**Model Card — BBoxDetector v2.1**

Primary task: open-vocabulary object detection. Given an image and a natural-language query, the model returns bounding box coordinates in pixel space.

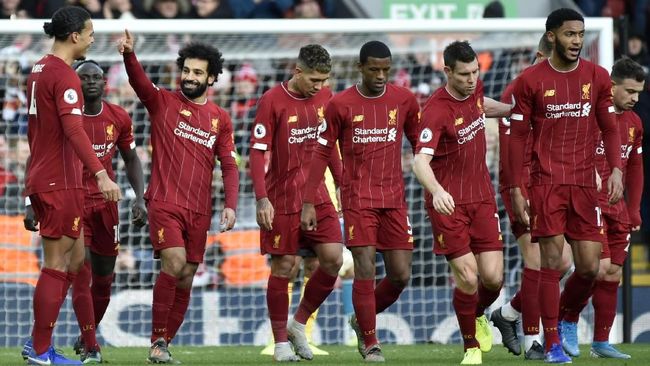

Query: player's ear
[545,30,556,43]
[208,74,216,86]
[70,31,79,44]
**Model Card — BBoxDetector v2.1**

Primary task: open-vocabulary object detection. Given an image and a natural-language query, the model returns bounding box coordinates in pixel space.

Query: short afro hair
[359,40,391,64]
[176,42,224,81]
[546,8,584,32]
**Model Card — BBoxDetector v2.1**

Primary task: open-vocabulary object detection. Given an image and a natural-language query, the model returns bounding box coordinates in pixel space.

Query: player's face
[295,67,330,97]
[77,63,105,101]
[73,19,95,61]
[180,58,215,99]
[359,56,391,95]
[444,58,479,98]
[613,78,645,111]
[549,20,584,63]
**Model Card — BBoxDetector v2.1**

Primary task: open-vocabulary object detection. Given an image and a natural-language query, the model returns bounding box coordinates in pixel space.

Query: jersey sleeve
[416,101,447,156]
[250,93,276,151]
[403,91,421,151]
[53,69,83,117]
[116,106,136,151]
[508,76,533,186]
[318,98,342,148]
[594,66,622,170]
[123,52,163,111]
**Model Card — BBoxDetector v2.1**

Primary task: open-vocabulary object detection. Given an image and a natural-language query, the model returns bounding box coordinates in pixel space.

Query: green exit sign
[384,0,518,19]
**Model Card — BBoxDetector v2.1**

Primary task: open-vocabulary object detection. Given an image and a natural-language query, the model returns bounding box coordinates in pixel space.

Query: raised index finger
[125,29,132,40]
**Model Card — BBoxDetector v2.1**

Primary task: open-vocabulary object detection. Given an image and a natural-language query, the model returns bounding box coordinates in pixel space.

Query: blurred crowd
[0,0,339,20]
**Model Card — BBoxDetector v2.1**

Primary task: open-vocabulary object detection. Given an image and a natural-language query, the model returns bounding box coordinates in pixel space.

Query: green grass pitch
[2,344,648,365]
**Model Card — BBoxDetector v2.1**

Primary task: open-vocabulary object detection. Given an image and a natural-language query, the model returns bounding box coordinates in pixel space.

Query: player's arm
[508,78,532,225]
[118,29,160,106]
[23,155,38,232]
[484,96,512,118]
[250,95,275,231]
[403,92,421,151]
[412,107,455,215]
[626,119,644,230]
[301,100,339,231]
[595,67,623,204]
[216,114,239,232]
[116,109,146,226]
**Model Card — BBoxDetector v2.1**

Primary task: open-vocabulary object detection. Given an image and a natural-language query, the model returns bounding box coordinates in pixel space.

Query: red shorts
[500,187,531,240]
[343,208,413,251]
[30,189,84,240]
[261,203,341,255]
[529,185,604,242]
[147,200,211,263]
[600,214,631,266]
[83,202,119,257]
[427,199,503,259]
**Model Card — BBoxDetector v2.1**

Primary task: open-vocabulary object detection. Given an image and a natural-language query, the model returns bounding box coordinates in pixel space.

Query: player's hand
[23,204,39,232]
[96,171,122,202]
[595,170,602,192]
[607,167,624,204]
[301,203,317,231]
[335,188,342,213]
[630,211,642,232]
[220,207,236,232]
[118,29,135,55]
[256,198,274,231]
[131,198,147,227]
[431,188,455,215]
[510,187,530,226]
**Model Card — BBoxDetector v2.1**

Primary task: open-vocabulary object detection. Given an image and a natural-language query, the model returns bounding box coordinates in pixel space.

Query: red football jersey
[498,79,532,189]
[595,110,643,222]
[308,83,420,209]
[417,79,494,205]
[26,55,85,194]
[250,82,333,214]
[124,52,237,215]
[510,58,621,187]
[82,101,135,206]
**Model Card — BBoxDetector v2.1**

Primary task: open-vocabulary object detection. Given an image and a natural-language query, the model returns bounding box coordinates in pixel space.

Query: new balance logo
[287,115,298,123]
[544,89,555,97]
[353,115,364,122]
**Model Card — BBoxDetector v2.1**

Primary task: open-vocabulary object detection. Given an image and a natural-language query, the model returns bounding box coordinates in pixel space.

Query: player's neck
[444,84,470,101]
[84,100,102,116]
[180,91,207,105]
[50,43,76,66]
[287,78,305,98]
[356,83,385,98]
[548,55,579,72]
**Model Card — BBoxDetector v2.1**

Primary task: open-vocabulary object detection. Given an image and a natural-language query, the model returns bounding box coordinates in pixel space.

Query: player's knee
[456,273,479,293]
[320,256,343,277]
[574,264,599,279]
[161,257,186,277]
[481,274,503,290]
[389,272,410,289]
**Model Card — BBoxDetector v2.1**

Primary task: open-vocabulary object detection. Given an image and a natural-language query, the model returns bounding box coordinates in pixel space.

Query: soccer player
[250,44,343,362]
[490,35,572,360]
[69,60,146,363]
[301,40,419,362]
[509,8,624,363]
[556,57,644,359]
[22,6,121,366]
[412,40,512,365]
[118,31,239,363]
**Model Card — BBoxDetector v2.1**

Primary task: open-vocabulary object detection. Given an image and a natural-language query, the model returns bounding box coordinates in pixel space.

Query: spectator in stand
[0,135,17,196]
[190,0,233,18]
[1,0,29,19]
[287,0,333,18]
[231,0,293,18]
[628,33,650,70]
[143,0,190,18]
[231,63,259,121]
[102,0,137,19]
[574,0,606,16]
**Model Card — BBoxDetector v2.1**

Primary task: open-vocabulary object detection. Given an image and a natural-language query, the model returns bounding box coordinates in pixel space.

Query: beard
[556,42,581,63]
[181,80,208,99]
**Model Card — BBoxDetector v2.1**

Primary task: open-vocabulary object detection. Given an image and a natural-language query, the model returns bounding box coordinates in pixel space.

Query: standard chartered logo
[545,102,591,119]
[581,103,591,117]
[174,121,216,148]
[353,127,397,144]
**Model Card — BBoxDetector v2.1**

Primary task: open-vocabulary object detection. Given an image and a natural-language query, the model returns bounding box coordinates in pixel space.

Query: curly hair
[297,44,331,74]
[176,42,224,80]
